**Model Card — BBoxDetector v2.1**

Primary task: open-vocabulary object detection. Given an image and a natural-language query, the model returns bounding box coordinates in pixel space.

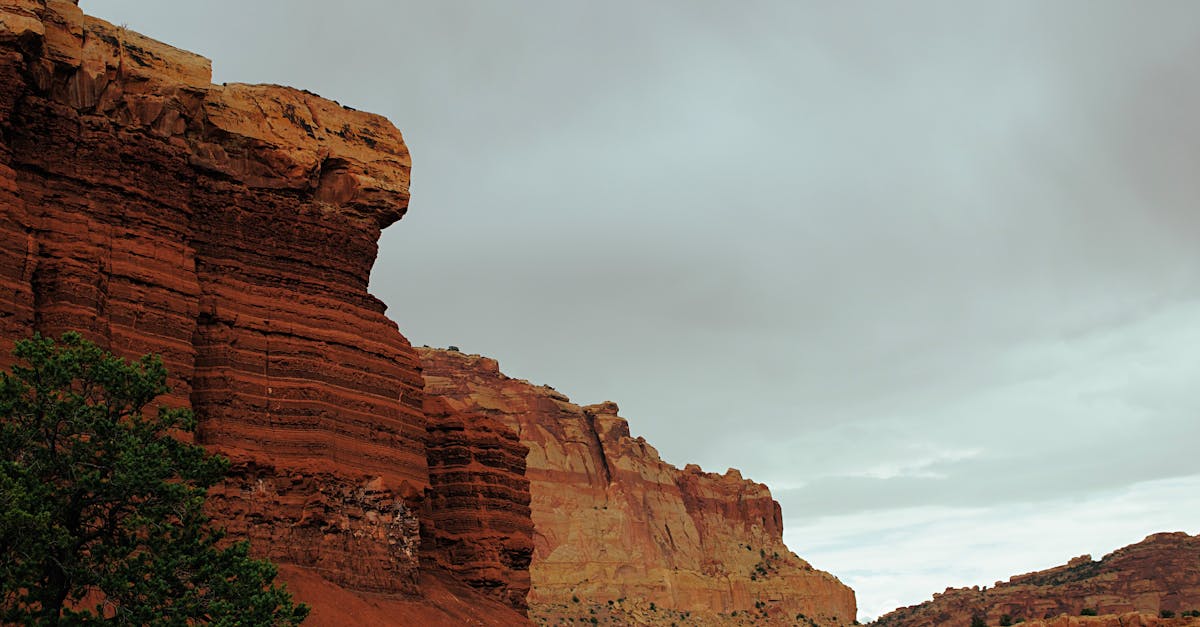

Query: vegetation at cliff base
[0,332,307,624]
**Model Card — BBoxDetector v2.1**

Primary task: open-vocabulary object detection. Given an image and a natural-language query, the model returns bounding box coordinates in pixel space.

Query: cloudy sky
[84,1,1200,620]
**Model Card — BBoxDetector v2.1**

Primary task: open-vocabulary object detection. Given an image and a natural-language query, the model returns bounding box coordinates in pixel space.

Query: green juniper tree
[0,332,307,625]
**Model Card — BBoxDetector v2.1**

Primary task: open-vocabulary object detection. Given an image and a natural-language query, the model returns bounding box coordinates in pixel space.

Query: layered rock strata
[0,2,531,622]
[418,348,857,626]
[873,532,1200,627]
[423,396,535,610]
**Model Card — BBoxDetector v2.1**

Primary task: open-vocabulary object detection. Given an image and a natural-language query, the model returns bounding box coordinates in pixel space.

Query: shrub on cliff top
[0,332,308,624]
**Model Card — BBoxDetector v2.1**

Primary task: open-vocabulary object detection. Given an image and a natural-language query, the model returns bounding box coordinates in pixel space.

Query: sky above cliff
[85,1,1200,620]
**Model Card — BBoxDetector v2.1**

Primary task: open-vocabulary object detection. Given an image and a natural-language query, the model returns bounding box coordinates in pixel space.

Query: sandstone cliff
[0,1,530,622]
[418,348,857,626]
[873,532,1200,627]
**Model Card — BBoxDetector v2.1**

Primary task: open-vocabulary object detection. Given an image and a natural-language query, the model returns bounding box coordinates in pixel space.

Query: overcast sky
[83,1,1200,620]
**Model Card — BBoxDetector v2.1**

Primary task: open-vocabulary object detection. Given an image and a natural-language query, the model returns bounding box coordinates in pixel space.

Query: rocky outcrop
[0,2,530,622]
[873,533,1200,627]
[1015,615,1199,627]
[418,348,857,626]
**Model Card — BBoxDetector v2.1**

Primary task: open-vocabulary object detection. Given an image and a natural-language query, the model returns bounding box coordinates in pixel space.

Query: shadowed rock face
[0,2,531,622]
[873,533,1200,627]
[423,396,535,610]
[418,348,858,626]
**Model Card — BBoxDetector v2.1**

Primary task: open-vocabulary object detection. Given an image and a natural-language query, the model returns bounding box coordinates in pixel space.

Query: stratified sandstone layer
[418,348,857,626]
[423,396,535,610]
[0,2,531,622]
[873,533,1200,627]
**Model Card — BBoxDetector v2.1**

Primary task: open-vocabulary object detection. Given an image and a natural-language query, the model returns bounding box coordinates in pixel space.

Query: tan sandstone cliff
[873,532,1200,627]
[418,348,857,626]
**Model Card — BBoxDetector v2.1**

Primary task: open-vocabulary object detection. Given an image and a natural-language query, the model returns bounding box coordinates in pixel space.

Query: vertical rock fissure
[584,411,613,486]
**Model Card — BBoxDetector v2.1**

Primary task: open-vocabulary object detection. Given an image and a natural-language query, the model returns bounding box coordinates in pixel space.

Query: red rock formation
[423,396,535,610]
[418,348,857,626]
[0,2,532,622]
[873,533,1200,627]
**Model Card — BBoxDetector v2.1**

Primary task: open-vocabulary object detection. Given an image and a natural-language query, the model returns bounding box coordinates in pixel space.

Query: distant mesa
[872,532,1200,627]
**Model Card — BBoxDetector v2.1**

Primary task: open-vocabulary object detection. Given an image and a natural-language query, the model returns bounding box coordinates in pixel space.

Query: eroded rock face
[873,533,1200,627]
[1016,615,1200,627]
[422,396,535,611]
[418,348,857,626]
[0,2,531,621]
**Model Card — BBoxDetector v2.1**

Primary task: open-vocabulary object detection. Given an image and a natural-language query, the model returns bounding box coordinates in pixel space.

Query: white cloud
[850,448,982,481]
